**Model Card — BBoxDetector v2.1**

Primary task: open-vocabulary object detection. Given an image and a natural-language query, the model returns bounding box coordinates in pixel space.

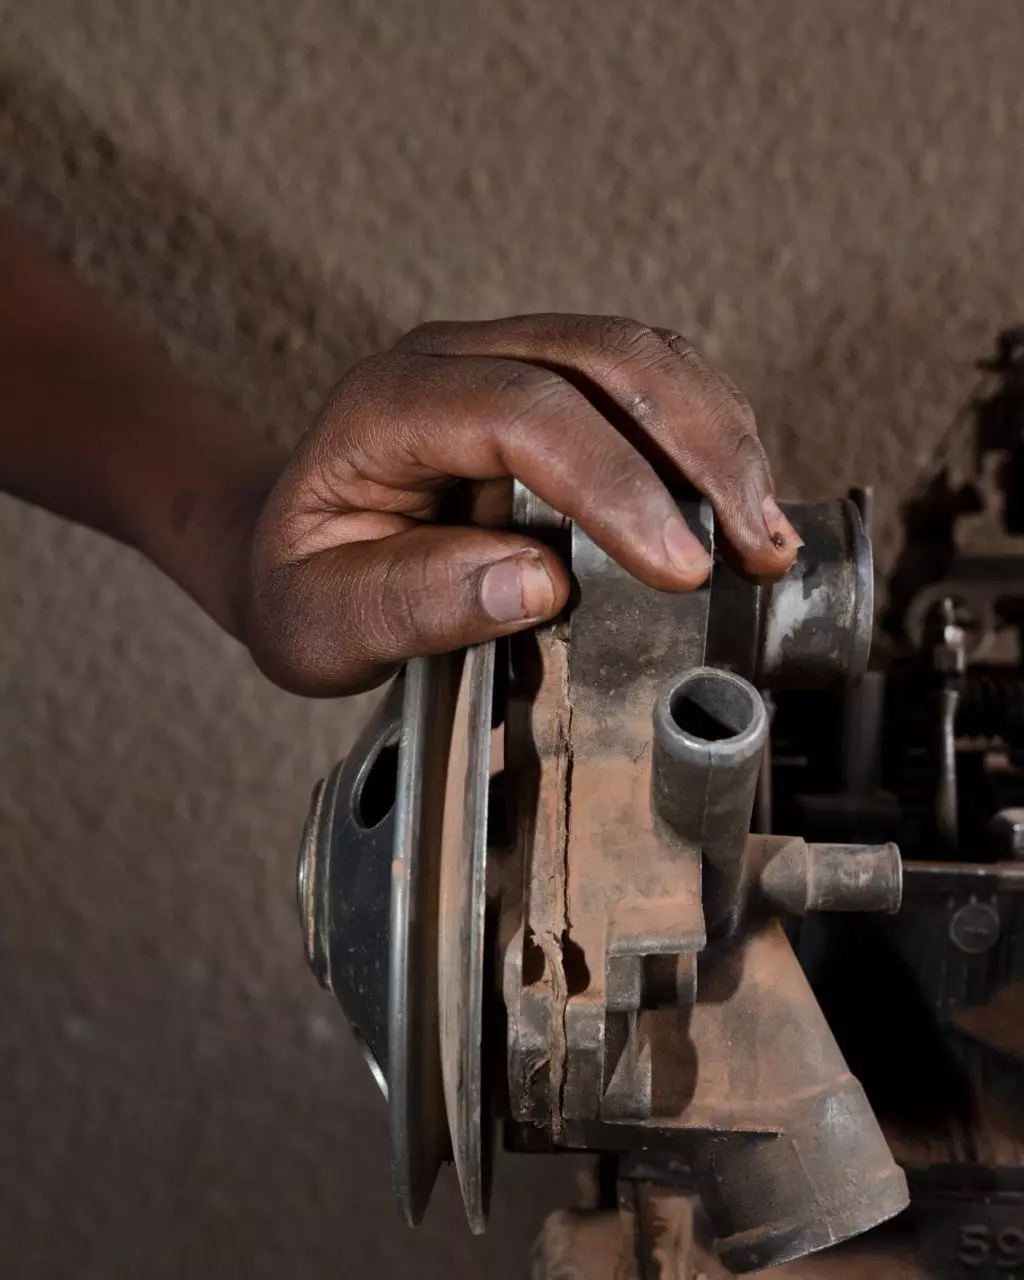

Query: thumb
[248,524,569,696]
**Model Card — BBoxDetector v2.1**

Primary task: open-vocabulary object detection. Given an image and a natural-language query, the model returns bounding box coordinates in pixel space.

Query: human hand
[244,314,802,695]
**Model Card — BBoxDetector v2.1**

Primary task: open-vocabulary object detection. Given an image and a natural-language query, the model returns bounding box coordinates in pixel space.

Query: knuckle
[351,559,407,655]
[587,319,707,383]
[703,404,769,476]
[729,387,757,425]
[595,446,658,498]
[651,330,755,417]
[554,314,661,365]
[652,327,703,364]
[626,389,658,427]
[392,320,452,354]
[373,550,455,656]
[481,357,550,396]
[320,352,394,422]
[392,568,442,651]
[483,361,574,431]
[590,315,662,359]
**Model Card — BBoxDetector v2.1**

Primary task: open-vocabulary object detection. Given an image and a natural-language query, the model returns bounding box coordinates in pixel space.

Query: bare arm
[0,207,286,636]
[0,207,801,695]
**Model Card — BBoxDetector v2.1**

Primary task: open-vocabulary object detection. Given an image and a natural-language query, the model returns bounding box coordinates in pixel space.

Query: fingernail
[762,496,804,552]
[480,554,556,624]
[663,516,712,579]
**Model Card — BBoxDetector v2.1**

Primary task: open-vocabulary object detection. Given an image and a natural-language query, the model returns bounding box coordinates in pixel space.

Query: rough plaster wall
[0,2,1022,1277]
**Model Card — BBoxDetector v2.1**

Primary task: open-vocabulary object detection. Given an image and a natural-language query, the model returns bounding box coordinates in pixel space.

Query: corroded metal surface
[302,486,909,1266]
[438,642,496,1234]
[505,488,908,1273]
[531,1194,928,1280]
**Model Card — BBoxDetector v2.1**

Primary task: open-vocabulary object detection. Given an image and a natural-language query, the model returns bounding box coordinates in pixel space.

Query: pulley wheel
[389,650,463,1225]
[437,640,496,1233]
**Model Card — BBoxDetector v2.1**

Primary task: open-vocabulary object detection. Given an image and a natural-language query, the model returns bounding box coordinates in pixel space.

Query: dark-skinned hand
[244,314,801,695]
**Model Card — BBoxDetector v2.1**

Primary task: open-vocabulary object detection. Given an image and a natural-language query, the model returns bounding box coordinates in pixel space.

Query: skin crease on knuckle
[390,545,466,654]
[498,399,676,568]
[589,315,658,359]
[485,366,611,482]
[479,356,563,408]
[318,556,410,692]
[561,320,760,469]
[698,424,773,548]
[390,320,450,353]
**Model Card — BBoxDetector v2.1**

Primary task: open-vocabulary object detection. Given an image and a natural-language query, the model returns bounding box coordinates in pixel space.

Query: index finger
[394,314,801,581]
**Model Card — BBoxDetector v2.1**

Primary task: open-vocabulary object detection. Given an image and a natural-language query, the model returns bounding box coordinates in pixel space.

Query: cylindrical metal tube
[759,839,903,916]
[759,499,874,689]
[652,668,768,935]
[705,500,874,691]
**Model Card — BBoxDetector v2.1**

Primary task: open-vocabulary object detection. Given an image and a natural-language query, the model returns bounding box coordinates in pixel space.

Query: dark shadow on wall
[0,64,582,1280]
[0,64,400,447]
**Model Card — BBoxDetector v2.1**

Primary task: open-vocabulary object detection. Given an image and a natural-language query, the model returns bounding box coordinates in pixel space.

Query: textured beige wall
[1,2,1023,1277]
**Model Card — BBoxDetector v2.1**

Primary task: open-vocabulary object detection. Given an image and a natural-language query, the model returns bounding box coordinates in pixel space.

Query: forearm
[0,208,287,637]
[0,211,798,701]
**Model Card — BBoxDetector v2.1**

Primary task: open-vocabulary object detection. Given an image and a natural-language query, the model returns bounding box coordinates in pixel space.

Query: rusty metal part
[758,839,902,916]
[531,1191,927,1280]
[706,499,873,691]
[502,485,908,1274]
[298,484,907,1263]
[556,1174,1024,1280]
[670,921,906,1273]
[501,484,574,1141]
[296,331,1024,1276]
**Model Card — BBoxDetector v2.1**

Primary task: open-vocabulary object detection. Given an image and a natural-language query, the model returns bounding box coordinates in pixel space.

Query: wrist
[205,447,286,643]
[125,407,289,643]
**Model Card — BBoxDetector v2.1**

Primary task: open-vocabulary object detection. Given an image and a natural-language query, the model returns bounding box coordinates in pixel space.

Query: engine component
[297,483,910,1274]
[501,489,905,1274]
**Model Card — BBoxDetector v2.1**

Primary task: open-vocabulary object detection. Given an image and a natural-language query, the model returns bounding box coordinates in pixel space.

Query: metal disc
[438,641,495,1234]
[389,651,463,1225]
[313,681,406,1091]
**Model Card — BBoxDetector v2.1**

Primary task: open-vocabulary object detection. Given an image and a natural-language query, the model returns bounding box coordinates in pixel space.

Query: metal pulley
[296,642,496,1231]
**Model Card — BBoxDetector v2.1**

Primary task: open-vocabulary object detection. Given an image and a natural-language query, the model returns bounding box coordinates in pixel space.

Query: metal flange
[297,645,495,1232]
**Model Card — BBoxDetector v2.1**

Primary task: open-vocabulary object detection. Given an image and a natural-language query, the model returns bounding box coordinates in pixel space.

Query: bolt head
[949,901,1001,954]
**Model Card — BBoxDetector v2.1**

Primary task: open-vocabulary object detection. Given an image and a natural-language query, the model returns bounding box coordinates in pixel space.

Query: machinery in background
[761,326,1024,1278]
[296,329,1024,1278]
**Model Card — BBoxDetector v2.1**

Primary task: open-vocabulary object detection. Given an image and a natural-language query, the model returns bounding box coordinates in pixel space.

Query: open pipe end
[655,668,768,766]
[652,669,769,873]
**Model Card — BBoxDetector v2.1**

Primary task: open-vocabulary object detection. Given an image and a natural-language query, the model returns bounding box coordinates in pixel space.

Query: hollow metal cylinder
[759,839,903,916]
[652,668,768,936]
[706,499,873,691]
